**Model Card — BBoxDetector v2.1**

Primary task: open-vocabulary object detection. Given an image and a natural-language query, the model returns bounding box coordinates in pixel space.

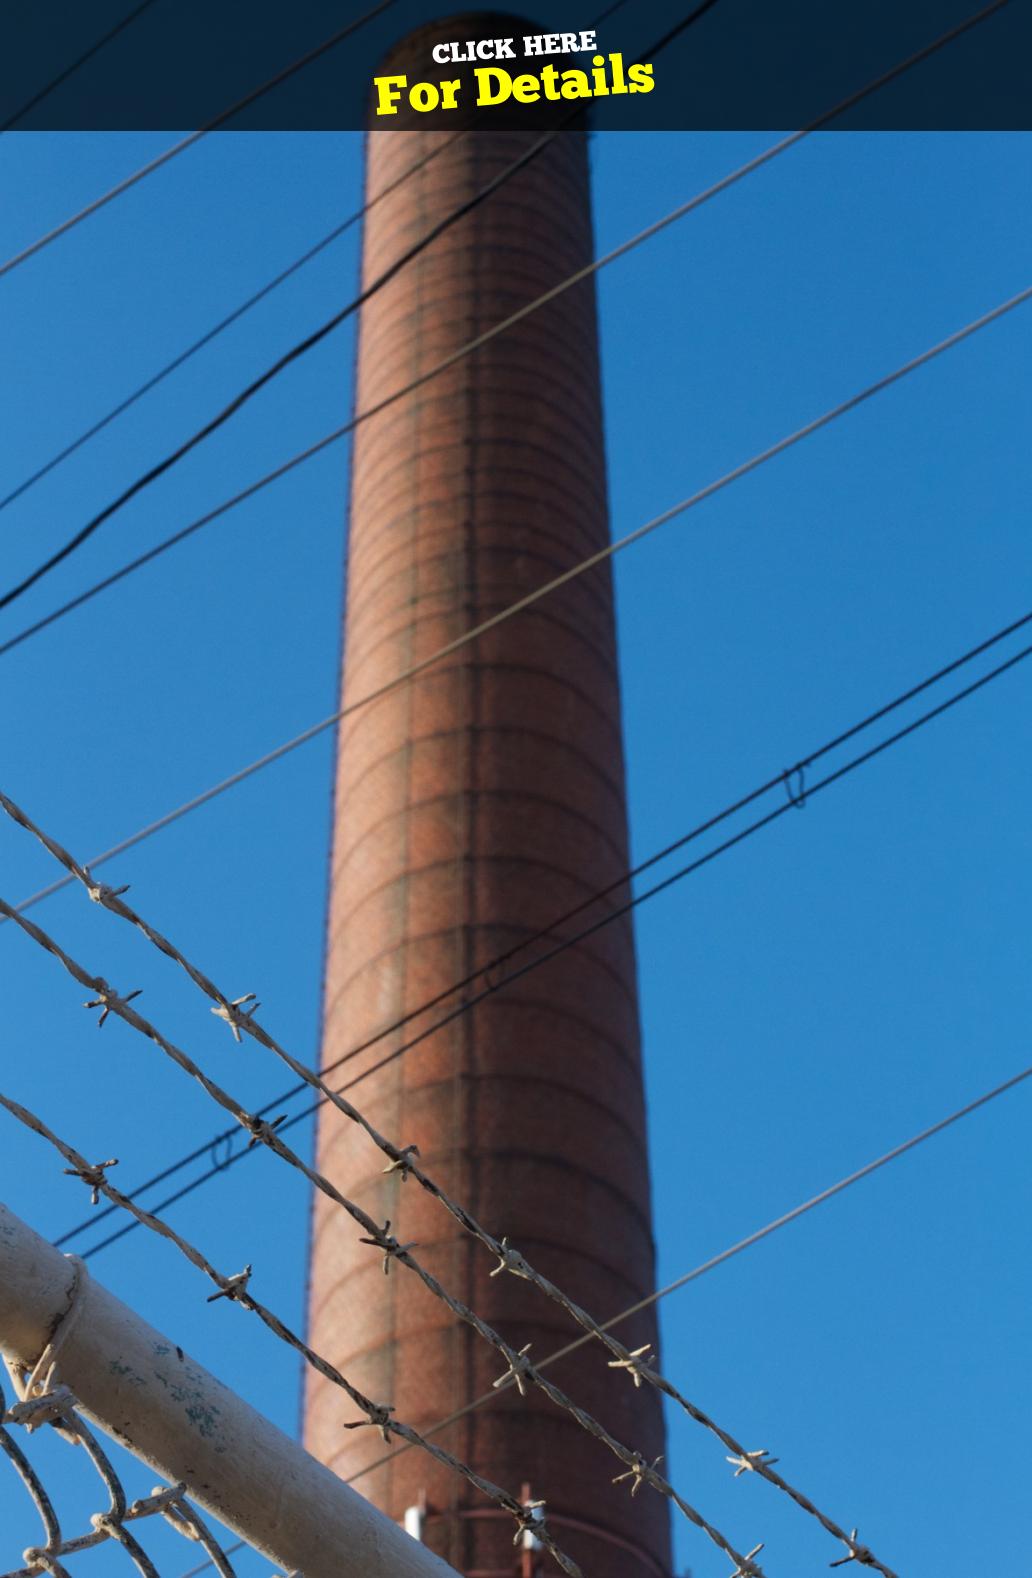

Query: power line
[0,0,637,515]
[29,742,1025,1575]
[0,1093,588,1578]
[3,1,1022,1253]
[0,0,400,284]
[173,1002,1032,1578]
[0,178,773,656]
[56,602,1032,1259]
[342,1048,1032,1490]
[0,0,1003,649]
[0,133,463,516]
[0,0,725,614]
[0,809,901,1578]
[6,263,1030,930]
[0,903,767,1578]
[0,9,1016,1565]
[1,0,164,131]
[0,128,552,608]
[0,187,714,653]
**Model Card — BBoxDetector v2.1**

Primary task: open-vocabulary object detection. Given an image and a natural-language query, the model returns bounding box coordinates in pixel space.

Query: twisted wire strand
[0,1092,763,1578]
[336,1051,1032,1560]
[40,597,1032,1261]
[0,788,912,1572]
[0,906,766,1576]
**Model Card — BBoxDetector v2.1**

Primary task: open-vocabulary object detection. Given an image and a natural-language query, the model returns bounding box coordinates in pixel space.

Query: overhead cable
[0,0,1004,640]
[0,0,637,511]
[50,602,1032,1258]
[344,1048,1032,1487]
[1,0,163,131]
[5,265,1030,931]
[0,133,463,515]
[0,891,769,1578]
[0,0,400,283]
[0,0,724,611]
[175,1029,1032,1578]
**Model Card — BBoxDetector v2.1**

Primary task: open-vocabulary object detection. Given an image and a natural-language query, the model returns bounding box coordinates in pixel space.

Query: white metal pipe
[0,1201,460,1578]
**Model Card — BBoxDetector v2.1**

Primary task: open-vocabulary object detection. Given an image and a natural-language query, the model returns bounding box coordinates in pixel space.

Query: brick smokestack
[305,34,672,1577]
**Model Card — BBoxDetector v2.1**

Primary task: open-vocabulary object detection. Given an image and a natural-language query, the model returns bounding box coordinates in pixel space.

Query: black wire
[1,0,164,131]
[0,0,637,515]
[0,143,538,608]
[30,0,1013,1253]
[0,0,402,287]
[0,0,1004,660]
[639,0,722,57]
[0,0,723,615]
[63,601,1032,1258]
[0,134,463,518]
[0,137,550,611]
[592,0,635,21]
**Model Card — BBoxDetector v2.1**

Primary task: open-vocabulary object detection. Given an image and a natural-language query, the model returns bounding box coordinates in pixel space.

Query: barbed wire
[0,1097,578,1576]
[7,562,1023,1578]
[38,596,1032,1264]
[0,1091,764,1578]
[2,556,1026,1566]
[13,1032,1032,1578]
[336,1048,1032,1569]
[45,584,1024,1578]
[0,788,905,1573]
[0,904,768,1578]
[4,266,1029,951]
[0,1356,240,1577]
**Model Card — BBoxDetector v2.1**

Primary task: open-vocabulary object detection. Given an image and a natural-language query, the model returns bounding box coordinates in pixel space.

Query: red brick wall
[304,122,672,1578]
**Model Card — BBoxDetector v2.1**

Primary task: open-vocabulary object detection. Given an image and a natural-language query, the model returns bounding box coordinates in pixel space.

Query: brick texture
[304,111,672,1578]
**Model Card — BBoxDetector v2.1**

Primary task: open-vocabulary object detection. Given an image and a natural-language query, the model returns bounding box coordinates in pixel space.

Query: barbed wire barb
[0,1072,760,1578]
[0,1092,587,1576]
[62,1158,119,1205]
[0,784,905,1575]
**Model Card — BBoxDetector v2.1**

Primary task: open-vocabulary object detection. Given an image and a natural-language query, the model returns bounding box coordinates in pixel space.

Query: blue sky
[1,129,1030,1577]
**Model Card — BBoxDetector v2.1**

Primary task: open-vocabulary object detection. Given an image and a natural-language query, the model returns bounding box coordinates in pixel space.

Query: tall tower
[305,32,672,1577]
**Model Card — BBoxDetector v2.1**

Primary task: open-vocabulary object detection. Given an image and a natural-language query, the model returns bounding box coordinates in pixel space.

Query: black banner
[1,0,1028,131]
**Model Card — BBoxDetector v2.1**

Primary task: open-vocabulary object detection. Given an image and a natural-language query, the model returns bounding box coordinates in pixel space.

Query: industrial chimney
[305,25,672,1575]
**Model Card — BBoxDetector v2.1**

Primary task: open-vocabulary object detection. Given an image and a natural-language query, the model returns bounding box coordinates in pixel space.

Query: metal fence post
[0,1200,461,1578]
